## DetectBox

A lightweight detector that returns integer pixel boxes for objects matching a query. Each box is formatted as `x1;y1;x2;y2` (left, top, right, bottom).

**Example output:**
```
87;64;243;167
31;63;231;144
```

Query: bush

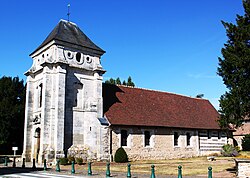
59;157;68;165
242;134;250;151
75;157;83;165
114;147;128;163
67;156;75;163
221;144;239;157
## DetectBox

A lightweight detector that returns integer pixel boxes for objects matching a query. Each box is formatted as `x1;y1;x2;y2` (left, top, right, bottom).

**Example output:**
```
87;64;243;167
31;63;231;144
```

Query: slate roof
30;19;105;56
103;84;220;130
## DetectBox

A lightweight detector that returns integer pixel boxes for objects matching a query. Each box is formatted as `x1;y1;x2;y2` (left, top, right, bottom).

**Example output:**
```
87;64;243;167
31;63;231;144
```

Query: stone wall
111;126;199;160
235;159;250;178
111;126;227;160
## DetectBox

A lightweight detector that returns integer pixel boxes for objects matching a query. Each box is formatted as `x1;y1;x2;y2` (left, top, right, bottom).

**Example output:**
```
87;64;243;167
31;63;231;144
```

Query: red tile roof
103;84;220;130
233;121;250;136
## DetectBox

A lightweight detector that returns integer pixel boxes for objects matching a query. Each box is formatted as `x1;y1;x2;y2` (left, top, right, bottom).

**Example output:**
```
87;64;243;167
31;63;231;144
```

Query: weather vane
67;4;70;22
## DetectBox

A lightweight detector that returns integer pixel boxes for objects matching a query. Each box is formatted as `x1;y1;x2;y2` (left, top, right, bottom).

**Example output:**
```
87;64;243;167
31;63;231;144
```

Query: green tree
0;76;25;154
127;76;135;87
122;80;127;85
105;77;135;87
116;77;121;85
242;134;250;151
217;0;250;129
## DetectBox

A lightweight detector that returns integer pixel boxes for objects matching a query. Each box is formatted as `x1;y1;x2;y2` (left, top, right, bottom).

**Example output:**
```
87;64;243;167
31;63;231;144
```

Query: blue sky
0;0;244;109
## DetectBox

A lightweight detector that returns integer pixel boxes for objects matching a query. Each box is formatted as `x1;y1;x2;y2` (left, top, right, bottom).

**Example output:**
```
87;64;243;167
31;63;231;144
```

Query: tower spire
67;4;70;22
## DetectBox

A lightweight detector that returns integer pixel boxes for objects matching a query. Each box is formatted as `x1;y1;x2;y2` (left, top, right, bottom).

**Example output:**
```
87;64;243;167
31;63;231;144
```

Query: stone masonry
22;20;110;163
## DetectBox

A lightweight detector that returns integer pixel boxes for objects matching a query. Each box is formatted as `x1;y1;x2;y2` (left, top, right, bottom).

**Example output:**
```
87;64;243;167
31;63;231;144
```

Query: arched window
34;128;41;138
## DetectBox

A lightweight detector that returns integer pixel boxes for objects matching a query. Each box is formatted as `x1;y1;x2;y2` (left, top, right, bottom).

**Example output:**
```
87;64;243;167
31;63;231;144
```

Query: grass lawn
237;151;250;158
68;156;236;176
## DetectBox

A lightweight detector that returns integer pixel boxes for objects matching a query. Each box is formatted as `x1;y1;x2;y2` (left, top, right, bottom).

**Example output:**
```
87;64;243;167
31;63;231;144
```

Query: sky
0;0;245;110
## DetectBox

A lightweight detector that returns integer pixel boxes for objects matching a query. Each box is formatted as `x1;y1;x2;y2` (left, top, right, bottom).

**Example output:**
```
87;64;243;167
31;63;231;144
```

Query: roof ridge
116;84;208;101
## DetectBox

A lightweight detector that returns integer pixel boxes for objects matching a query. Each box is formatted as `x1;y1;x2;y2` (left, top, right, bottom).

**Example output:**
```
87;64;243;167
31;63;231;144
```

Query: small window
174;132;179;146
39;83;43;108
121;130;128;146
144;131;151;146
34;127;41;138
186;133;191;146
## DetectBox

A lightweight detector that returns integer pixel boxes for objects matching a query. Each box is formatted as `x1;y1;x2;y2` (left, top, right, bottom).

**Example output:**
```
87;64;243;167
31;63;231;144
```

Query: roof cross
67;4;70;22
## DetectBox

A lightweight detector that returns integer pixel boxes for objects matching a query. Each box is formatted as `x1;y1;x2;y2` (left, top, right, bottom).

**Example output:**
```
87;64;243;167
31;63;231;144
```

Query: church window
76;52;81;62
121;130;128;146
144;131;151;146
186;132;191;146
174;132;179;146
73;82;83;108
34;127;41;138
38;83;43;108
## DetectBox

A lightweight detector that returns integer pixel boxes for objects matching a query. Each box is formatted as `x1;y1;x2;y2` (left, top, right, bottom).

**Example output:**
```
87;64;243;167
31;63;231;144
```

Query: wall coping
234;158;250;163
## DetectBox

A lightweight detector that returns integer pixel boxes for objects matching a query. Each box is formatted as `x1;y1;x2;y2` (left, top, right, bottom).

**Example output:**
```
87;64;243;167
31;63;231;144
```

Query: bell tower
22;20;110;163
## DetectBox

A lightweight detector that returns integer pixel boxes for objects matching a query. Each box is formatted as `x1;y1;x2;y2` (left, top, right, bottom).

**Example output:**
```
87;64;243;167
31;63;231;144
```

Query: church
22;20;227;163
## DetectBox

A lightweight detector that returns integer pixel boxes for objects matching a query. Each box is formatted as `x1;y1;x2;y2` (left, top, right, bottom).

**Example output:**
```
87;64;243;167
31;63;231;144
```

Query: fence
2;157;213;178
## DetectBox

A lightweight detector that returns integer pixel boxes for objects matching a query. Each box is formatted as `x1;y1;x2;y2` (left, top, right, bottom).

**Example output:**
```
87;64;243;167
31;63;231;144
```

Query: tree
116;77;121;85
105;76;135;87
0;76;25;154
122;80;127;85
217;0;250;129
127;76;135;87
242;134;250;151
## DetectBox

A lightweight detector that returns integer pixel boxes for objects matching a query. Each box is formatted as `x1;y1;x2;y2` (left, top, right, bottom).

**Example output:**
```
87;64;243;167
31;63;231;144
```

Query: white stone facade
22;22;109;163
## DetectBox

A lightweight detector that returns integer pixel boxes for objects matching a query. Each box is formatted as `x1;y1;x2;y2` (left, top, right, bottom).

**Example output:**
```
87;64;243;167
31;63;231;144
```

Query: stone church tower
22;20;110;163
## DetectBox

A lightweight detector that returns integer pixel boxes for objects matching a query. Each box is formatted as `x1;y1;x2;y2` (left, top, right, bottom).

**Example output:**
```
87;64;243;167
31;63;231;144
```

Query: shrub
59;157;68;165
75;157;83;165
242;134;250;151
68;156;75;163
235;146;241;152
114;147;128;163
221;144;239;157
